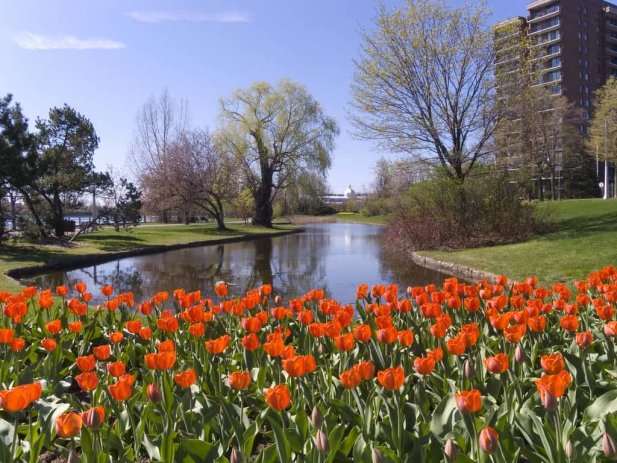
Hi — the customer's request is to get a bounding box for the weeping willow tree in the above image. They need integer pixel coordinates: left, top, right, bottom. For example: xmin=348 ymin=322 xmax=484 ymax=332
xmin=217 ymin=80 xmax=339 ymax=227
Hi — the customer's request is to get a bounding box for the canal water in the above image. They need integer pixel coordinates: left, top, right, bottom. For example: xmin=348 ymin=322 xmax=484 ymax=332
xmin=21 ymin=223 xmax=449 ymax=305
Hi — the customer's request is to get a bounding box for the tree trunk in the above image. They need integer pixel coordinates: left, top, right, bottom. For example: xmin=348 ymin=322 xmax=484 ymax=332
xmin=19 ymin=189 xmax=48 ymax=238
xmin=253 ymin=170 xmax=274 ymax=228
xmin=214 ymin=198 xmax=226 ymax=231
xmin=52 ymin=193 xmax=64 ymax=237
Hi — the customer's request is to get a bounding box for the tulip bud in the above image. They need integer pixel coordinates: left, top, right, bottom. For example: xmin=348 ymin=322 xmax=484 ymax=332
xmin=515 ymin=344 xmax=527 ymax=363
xmin=464 ymin=359 xmax=475 ymax=381
xmin=147 ymin=383 xmax=162 ymax=404
xmin=479 ymin=426 xmax=499 ymax=454
xmin=605 ymin=324 xmax=617 ymax=337
xmin=565 ymin=439 xmax=576 ymax=460
xmin=82 ymin=407 xmax=102 ymax=428
xmin=67 ymin=451 xmax=81 ymax=463
xmin=371 ymin=447 xmax=385 ymax=463
xmin=274 ymin=295 xmax=282 ymax=304
xmin=230 ymin=446 xmax=243 ymax=463
xmin=311 ymin=406 xmax=323 ymax=429
xmin=540 ymin=390 xmax=558 ymax=410
xmin=315 ymin=430 xmax=330 ymax=454
xmin=444 ymin=438 xmax=458 ymax=461
xmin=603 ymin=432 xmax=617 ymax=459
xmin=407 ymin=286 xmax=413 ymax=296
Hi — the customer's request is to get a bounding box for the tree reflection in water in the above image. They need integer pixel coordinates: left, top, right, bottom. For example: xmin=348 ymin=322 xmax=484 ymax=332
xmin=22 ymin=224 xmax=448 ymax=305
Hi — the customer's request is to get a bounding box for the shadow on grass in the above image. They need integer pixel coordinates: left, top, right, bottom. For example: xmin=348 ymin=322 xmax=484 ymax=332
xmin=0 ymin=245 xmax=69 ymax=265
xmin=555 ymin=211 xmax=617 ymax=238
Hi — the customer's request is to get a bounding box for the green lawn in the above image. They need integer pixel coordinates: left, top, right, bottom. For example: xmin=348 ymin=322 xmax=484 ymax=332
xmin=423 ymin=198 xmax=617 ymax=285
xmin=0 ymin=223 xmax=295 ymax=293
xmin=334 ymin=213 xmax=389 ymax=225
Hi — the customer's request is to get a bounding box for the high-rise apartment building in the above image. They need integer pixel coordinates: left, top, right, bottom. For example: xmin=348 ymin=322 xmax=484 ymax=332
xmin=494 ymin=0 xmax=617 ymax=198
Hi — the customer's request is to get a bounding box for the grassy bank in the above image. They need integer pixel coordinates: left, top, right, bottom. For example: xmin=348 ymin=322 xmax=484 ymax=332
xmin=334 ymin=213 xmax=388 ymax=225
xmin=423 ymin=198 xmax=617 ymax=285
xmin=0 ymin=223 xmax=296 ymax=292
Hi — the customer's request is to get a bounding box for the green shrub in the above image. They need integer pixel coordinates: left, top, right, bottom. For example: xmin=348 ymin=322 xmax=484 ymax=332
xmin=387 ymin=167 xmax=552 ymax=251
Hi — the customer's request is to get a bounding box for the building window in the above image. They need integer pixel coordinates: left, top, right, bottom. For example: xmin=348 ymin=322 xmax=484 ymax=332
xmin=551 ymin=84 xmax=562 ymax=95
xmin=546 ymin=57 xmax=561 ymax=68
xmin=546 ymin=43 xmax=561 ymax=55
xmin=609 ymin=19 xmax=617 ymax=27
xmin=542 ymin=70 xmax=562 ymax=83
xmin=536 ymin=30 xmax=560 ymax=44
xmin=530 ymin=17 xmax=559 ymax=33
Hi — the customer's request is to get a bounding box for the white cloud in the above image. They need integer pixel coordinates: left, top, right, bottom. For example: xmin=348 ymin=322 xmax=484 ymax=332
xmin=124 ymin=10 xmax=251 ymax=24
xmin=13 ymin=32 xmax=126 ymax=50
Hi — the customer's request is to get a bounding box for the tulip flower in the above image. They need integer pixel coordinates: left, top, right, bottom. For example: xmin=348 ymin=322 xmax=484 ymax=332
xmin=264 ymin=384 xmax=291 ymax=410
xmin=479 ymin=426 xmax=499 ymax=454
xmin=56 ymin=412 xmax=83 ymax=438
xmin=455 ymin=389 xmax=482 ymax=414
xmin=228 ymin=371 xmax=252 ymax=390
xmin=377 ymin=365 xmax=405 ymax=391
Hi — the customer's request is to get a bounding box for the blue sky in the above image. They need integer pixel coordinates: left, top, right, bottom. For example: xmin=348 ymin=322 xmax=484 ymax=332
xmin=1 ymin=0 xmax=522 ymax=194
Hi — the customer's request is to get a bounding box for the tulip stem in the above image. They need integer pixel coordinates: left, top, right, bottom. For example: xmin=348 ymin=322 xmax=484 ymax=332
xmin=10 ymin=415 xmax=18 ymax=463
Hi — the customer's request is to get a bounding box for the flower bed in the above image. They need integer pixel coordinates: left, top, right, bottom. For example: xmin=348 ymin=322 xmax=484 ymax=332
xmin=1 ymin=267 xmax=617 ymax=462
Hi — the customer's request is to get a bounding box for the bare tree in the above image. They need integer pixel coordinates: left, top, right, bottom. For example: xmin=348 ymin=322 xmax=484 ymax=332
xmin=351 ymin=0 xmax=498 ymax=181
xmin=129 ymin=90 xmax=189 ymax=222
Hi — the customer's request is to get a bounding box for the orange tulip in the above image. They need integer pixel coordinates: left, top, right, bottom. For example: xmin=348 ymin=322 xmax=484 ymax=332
xmin=455 ymin=389 xmax=482 ymax=414
xmin=460 ymin=323 xmax=480 ymax=347
xmin=101 ymin=285 xmax=113 ymax=297
xmin=242 ymin=333 xmax=260 ymax=351
xmin=157 ymin=317 xmax=179 ymax=333
xmin=108 ymin=375 xmax=133 ymax=401
xmin=340 ymin=369 xmax=361 ymax=389
xmin=484 ymin=353 xmax=509 ymax=374
xmin=427 ymin=347 xmax=443 ymax=362
xmin=397 ymin=329 xmax=414 ymax=347
xmin=0 ymin=328 xmax=14 ymax=344
xmin=93 ymin=345 xmax=111 ymax=360
xmin=10 ymin=338 xmax=25 ymax=352
xmin=264 ymin=384 xmax=291 ymax=410
xmin=109 ymin=331 xmax=124 ymax=344
xmin=74 ymin=282 xmax=87 ymax=294
xmin=414 ymin=356 xmax=436 ymax=375
xmin=68 ymin=321 xmax=83 ymax=333
xmin=353 ymin=324 xmax=372 ymax=342
xmin=446 ymin=335 xmax=467 ymax=356
xmin=0 ymin=383 xmax=41 ymax=411
xmin=41 ymin=338 xmax=57 ymax=351
xmin=45 ymin=319 xmax=62 ymax=334
xmin=56 ymin=412 xmax=83 ymax=438
xmin=75 ymin=372 xmax=99 ymax=392
xmin=81 ymin=406 xmax=105 ymax=428
xmin=576 ymin=331 xmax=593 ymax=348
xmin=228 ymin=371 xmax=252 ymax=390
xmin=376 ymin=327 xmax=398 ymax=344
xmin=263 ymin=338 xmax=285 ymax=357
xmin=205 ymin=334 xmax=231 ymax=355
xmin=214 ymin=281 xmax=228 ymax=297
xmin=377 ymin=366 xmax=405 ymax=390
xmin=355 ymin=360 xmax=375 ymax=380
xmin=144 ymin=351 xmax=176 ymax=370
xmin=174 ymin=368 xmax=196 ymax=388
xmin=157 ymin=339 xmax=175 ymax=353
xmin=334 ymin=333 xmax=355 ymax=352
xmin=560 ymin=315 xmax=579 ymax=332
xmin=540 ymin=353 xmax=565 ymax=374
xmin=430 ymin=321 xmax=447 ymax=339
xmin=106 ymin=361 xmax=126 ymax=377
xmin=22 ymin=286 xmax=37 ymax=298
xmin=56 ymin=285 xmax=68 ymax=296
xmin=76 ymin=355 xmax=96 ymax=372
xmin=188 ymin=322 xmax=205 ymax=337
xmin=503 ymin=324 xmax=526 ymax=343
xmin=535 ymin=371 xmax=572 ymax=409
xmin=241 ymin=317 xmax=262 ymax=333
xmin=125 ymin=320 xmax=142 ymax=334
xmin=140 ymin=327 xmax=152 ymax=340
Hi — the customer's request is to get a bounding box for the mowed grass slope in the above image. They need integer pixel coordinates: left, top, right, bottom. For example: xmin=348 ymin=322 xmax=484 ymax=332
xmin=0 ymin=223 xmax=295 ymax=292
xmin=423 ymin=199 xmax=617 ymax=285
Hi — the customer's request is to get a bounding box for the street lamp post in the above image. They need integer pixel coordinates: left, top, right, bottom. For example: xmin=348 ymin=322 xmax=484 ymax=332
xmin=604 ymin=120 xmax=610 ymax=200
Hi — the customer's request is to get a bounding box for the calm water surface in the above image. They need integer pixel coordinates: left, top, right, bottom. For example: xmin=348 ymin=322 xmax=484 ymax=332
xmin=22 ymin=224 xmax=448 ymax=304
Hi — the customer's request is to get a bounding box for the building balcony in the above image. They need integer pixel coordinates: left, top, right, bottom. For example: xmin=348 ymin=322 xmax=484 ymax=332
xmin=608 ymin=46 xmax=617 ymax=56
xmin=528 ymin=21 xmax=560 ymax=36
xmin=528 ymin=7 xmax=560 ymax=23
xmin=527 ymin=0 xmax=559 ymax=12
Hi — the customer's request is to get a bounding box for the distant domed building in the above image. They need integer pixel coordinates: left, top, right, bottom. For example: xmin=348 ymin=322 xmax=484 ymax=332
xmin=343 ymin=185 xmax=356 ymax=199
xmin=322 ymin=185 xmax=365 ymax=205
